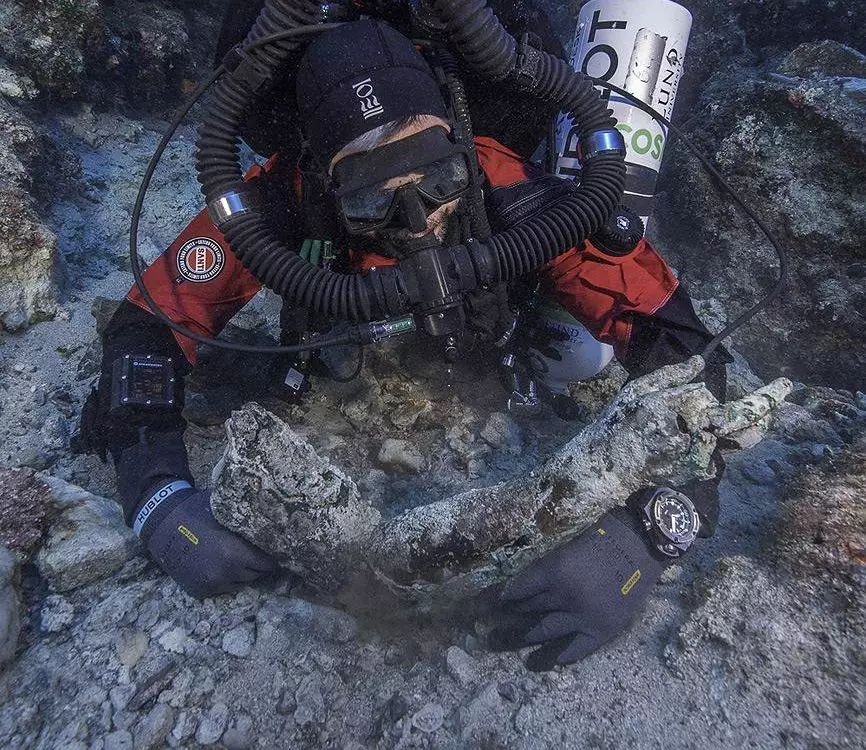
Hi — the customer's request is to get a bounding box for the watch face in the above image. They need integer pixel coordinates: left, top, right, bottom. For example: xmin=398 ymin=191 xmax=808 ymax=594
xmin=652 ymin=493 xmax=696 ymax=542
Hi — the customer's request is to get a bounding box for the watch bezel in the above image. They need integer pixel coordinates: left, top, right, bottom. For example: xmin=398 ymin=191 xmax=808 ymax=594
xmin=640 ymin=488 xmax=700 ymax=558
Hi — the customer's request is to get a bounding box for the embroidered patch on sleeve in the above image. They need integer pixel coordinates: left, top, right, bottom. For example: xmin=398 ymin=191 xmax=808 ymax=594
xmin=176 ymin=237 xmax=225 ymax=283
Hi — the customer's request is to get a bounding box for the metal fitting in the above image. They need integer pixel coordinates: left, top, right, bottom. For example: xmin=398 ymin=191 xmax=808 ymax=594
xmin=578 ymin=129 xmax=627 ymax=162
xmin=207 ymin=191 xmax=254 ymax=228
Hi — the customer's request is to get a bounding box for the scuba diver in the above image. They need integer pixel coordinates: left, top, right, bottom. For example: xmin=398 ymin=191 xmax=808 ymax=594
xmin=74 ymin=1 xmax=731 ymax=671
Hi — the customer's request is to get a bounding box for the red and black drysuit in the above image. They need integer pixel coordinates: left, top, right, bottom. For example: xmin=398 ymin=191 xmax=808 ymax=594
xmin=84 ymin=136 xmax=726 ymax=530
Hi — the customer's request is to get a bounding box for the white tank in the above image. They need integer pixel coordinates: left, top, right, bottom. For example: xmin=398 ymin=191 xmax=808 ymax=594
xmin=554 ymin=0 xmax=693 ymax=224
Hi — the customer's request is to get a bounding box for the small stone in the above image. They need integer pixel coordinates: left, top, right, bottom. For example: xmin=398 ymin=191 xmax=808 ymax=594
xmin=170 ymin=710 xmax=198 ymax=744
xmin=222 ymin=714 xmax=254 ymax=750
xmin=102 ymin=730 xmax=133 ymax=750
xmin=293 ymin=675 xmax=326 ymax=727
xmin=135 ymin=600 xmax=160 ymax=630
xmin=158 ymin=627 xmax=188 ymax=654
xmin=459 ymin=682 xmax=505 ymax=742
xmin=479 ymin=412 xmax=521 ymax=453
xmin=115 ymin=630 xmax=149 ymax=669
xmin=133 ymin=704 xmax=174 ymax=750
xmin=221 ymin=624 xmax=254 ymax=657
xmin=196 ymin=703 xmax=229 ymax=746
xmin=497 ymin=681 xmax=519 ymax=703
xmin=377 ymin=438 xmax=427 ymax=474
xmin=40 ymin=594 xmax=74 ymax=632
xmin=411 ymin=702 xmax=444 ymax=733
xmin=855 ymin=391 xmax=866 ymax=411
xmin=740 ymin=462 xmax=777 ymax=486
xmin=446 ymin=646 xmax=478 ymax=687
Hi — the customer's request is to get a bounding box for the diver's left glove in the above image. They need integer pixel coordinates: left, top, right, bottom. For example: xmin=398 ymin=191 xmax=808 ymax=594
xmin=487 ymin=505 xmax=671 ymax=671
xmin=132 ymin=483 xmax=278 ymax=600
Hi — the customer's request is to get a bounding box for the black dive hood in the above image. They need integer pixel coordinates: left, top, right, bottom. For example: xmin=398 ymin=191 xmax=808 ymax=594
xmin=194 ymin=0 xmax=627 ymax=339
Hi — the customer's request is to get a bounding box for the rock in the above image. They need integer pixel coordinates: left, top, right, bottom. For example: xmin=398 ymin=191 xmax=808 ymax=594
xmin=0 ymin=546 xmax=20 ymax=667
xmin=170 ymin=710 xmax=199 ymax=745
xmin=445 ymin=646 xmax=479 ymax=688
xmin=133 ymin=704 xmax=174 ymax=750
xmin=377 ymin=438 xmax=427 ymax=474
xmin=40 ymin=594 xmax=75 ymax=633
xmin=778 ymin=41 xmax=866 ymax=79
xmin=102 ymin=730 xmax=133 ymax=750
xmin=114 ymin=629 xmax=149 ymax=669
xmin=158 ymin=627 xmax=188 ymax=655
xmin=655 ymin=46 xmax=866 ymax=390
xmin=479 ymin=412 xmax=521 ymax=453
xmin=0 ymin=469 xmax=54 ymax=558
xmin=0 ymin=67 xmax=38 ymax=99
xmin=221 ymin=624 xmax=255 ymax=658
xmin=195 ymin=702 xmax=229 ymax=746
xmin=211 ymin=402 xmax=381 ymax=589
xmin=0 ymin=98 xmax=63 ymax=331
xmin=35 ymin=478 xmax=140 ymax=592
xmin=293 ymin=675 xmax=326 ymax=727
xmin=222 ymin=714 xmax=254 ymax=750
xmin=256 ymin=597 xmax=358 ymax=648
xmin=459 ymin=682 xmax=509 ymax=744
xmin=410 ymin=702 xmax=444 ymax=734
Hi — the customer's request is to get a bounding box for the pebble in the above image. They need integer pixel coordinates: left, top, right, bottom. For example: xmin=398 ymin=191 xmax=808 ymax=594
xmin=410 ymin=702 xmax=444 ymax=733
xmin=221 ymin=623 xmax=255 ymax=658
xmin=170 ymin=710 xmax=199 ymax=744
xmin=40 ymin=594 xmax=74 ymax=633
xmin=446 ymin=645 xmax=479 ymax=687
xmin=133 ymin=704 xmax=174 ymax=750
xmin=158 ymin=627 xmax=188 ymax=654
xmin=377 ymin=438 xmax=427 ymax=474
xmin=114 ymin=629 xmax=148 ymax=669
xmin=135 ymin=600 xmax=161 ymax=630
xmin=222 ymin=714 xmax=254 ymax=750
xmin=294 ymin=675 xmax=326 ymax=727
xmin=855 ymin=391 xmax=866 ymax=411
xmin=195 ymin=702 xmax=229 ymax=746
xmin=102 ymin=730 xmax=133 ymax=750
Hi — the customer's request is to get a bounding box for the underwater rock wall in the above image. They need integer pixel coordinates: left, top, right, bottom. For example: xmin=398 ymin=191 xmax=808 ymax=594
xmin=654 ymin=41 xmax=866 ymax=390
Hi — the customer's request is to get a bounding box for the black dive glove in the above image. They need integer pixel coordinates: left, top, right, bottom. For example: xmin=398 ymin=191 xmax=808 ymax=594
xmin=133 ymin=482 xmax=278 ymax=600
xmin=488 ymin=506 xmax=669 ymax=671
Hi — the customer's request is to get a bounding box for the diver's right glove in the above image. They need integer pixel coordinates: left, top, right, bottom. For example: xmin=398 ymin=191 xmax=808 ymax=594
xmin=133 ymin=482 xmax=278 ymax=600
xmin=488 ymin=503 xmax=677 ymax=670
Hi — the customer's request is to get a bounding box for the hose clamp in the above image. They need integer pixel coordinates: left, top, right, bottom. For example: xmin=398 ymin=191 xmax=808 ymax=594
xmin=207 ymin=191 xmax=254 ymax=228
xmin=578 ymin=129 xmax=627 ymax=162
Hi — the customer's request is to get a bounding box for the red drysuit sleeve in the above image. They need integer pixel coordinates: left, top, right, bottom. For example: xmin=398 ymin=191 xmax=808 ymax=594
xmin=125 ymin=162 xmax=279 ymax=365
xmin=475 ymin=137 xmax=679 ymax=357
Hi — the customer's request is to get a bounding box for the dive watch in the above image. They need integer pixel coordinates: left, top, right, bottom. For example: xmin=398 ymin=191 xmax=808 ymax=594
xmin=628 ymin=487 xmax=700 ymax=558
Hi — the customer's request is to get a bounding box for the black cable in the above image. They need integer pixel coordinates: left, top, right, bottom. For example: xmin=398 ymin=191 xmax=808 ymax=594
xmin=593 ymin=80 xmax=788 ymax=361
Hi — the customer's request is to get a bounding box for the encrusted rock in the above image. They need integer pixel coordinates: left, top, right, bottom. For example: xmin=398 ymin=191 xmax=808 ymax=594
xmin=0 ymin=546 xmax=20 ymax=667
xmin=212 ymin=361 xmax=791 ymax=596
xmin=35 ymin=477 xmax=140 ymax=592
xmin=210 ymin=402 xmax=381 ymax=589
xmin=0 ymin=469 xmax=54 ymax=558
xmin=656 ymin=44 xmax=866 ymax=390
xmin=40 ymin=594 xmax=74 ymax=633
xmin=0 ymin=100 xmax=63 ymax=331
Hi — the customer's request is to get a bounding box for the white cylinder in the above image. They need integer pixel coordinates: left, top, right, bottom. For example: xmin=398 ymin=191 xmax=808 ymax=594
xmin=555 ymin=0 xmax=692 ymax=223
